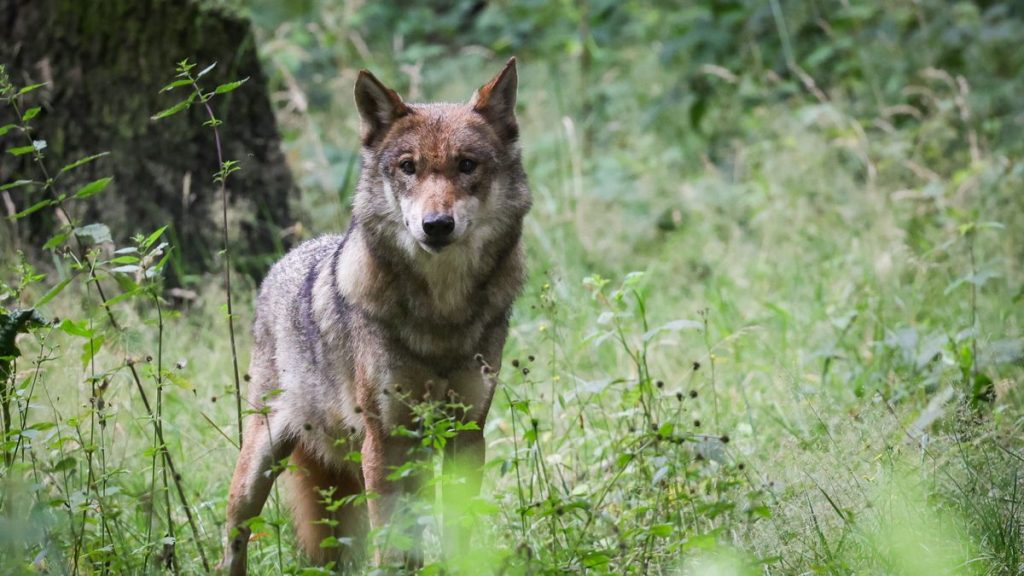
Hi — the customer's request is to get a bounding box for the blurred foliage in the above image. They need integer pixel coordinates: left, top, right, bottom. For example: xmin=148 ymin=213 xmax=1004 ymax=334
xmin=227 ymin=0 xmax=1024 ymax=158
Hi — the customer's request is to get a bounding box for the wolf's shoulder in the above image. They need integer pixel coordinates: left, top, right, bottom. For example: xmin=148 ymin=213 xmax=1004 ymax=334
xmin=258 ymin=235 xmax=344 ymax=298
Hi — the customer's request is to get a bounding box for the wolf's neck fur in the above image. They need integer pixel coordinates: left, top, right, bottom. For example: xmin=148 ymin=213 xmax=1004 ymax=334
xmin=334 ymin=214 xmax=523 ymax=328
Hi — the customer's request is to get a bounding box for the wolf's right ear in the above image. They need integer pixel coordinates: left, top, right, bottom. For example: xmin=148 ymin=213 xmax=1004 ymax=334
xmin=354 ymin=70 xmax=410 ymax=146
xmin=471 ymin=57 xmax=519 ymax=142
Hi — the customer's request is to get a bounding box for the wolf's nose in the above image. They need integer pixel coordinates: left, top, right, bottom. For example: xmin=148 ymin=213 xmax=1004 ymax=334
xmin=422 ymin=213 xmax=455 ymax=239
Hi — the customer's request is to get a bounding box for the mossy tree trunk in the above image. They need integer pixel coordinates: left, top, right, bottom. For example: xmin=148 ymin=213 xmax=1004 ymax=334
xmin=0 ymin=0 xmax=296 ymax=283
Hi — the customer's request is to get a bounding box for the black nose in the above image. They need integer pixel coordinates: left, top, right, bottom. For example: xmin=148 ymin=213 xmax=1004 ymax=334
xmin=422 ymin=213 xmax=455 ymax=239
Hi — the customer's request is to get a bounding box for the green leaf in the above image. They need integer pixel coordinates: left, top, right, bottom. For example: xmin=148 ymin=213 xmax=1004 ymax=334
xmin=165 ymin=371 xmax=195 ymax=392
xmin=10 ymin=198 xmax=53 ymax=220
xmin=102 ymin=286 xmax=140 ymax=309
xmin=151 ymin=95 xmax=194 ymax=120
xmin=140 ymin=225 xmax=168 ymax=250
xmin=159 ymin=78 xmax=192 ymax=93
xmin=214 ymin=78 xmax=248 ymax=94
xmin=151 ymin=248 xmax=174 ymax=277
xmin=75 ymin=223 xmax=112 ymax=245
xmin=0 ymin=179 xmax=37 ymax=192
xmin=73 ymin=177 xmax=113 ymax=200
xmin=582 ymin=553 xmax=610 ymax=568
xmin=16 ymin=83 xmax=47 ymax=96
xmin=21 ymin=106 xmax=41 ymax=121
xmin=59 ymin=152 xmax=110 ymax=174
xmin=42 ymin=232 xmax=68 ymax=250
xmin=81 ymin=335 xmax=105 ymax=368
xmin=59 ymin=319 xmax=94 ymax=338
xmin=0 ymin=123 xmax=18 ymax=136
xmin=52 ymin=456 xmax=76 ymax=473
xmin=649 ymin=523 xmax=674 ymax=537
xmin=196 ymin=62 xmax=217 ymax=79
xmin=7 ymin=145 xmax=35 ymax=157
xmin=35 ymin=278 xmax=72 ymax=308
xmin=683 ymin=529 xmax=721 ymax=551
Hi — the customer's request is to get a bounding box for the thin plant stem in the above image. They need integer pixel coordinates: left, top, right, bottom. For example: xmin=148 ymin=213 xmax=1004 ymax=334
xmin=128 ymin=359 xmax=211 ymax=572
xmin=186 ymin=73 xmax=244 ymax=449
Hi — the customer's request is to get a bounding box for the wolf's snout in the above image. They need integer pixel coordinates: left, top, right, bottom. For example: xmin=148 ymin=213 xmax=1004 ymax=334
xmin=422 ymin=213 xmax=455 ymax=240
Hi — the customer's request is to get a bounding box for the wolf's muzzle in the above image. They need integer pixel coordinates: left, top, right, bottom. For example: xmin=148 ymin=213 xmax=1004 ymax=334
xmin=422 ymin=213 xmax=455 ymax=245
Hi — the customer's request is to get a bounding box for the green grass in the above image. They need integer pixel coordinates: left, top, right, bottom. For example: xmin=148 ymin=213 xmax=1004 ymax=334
xmin=3 ymin=4 xmax=1024 ymax=574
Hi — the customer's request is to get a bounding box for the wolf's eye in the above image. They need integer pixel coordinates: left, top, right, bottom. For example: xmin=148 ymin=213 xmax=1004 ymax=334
xmin=398 ymin=160 xmax=416 ymax=175
xmin=458 ymin=159 xmax=478 ymax=174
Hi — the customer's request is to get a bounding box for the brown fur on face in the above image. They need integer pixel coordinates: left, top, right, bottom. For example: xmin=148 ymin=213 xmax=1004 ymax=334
xmin=355 ymin=59 xmax=521 ymax=255
xmin=379 ymin=107 xmax=501 ymax=201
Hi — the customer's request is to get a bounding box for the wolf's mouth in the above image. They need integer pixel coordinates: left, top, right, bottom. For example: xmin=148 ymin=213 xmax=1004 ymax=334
xmin=420 ymin=238 xmax=452 ymax=254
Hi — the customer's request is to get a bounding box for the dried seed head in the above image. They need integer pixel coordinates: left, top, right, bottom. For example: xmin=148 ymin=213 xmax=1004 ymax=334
xmin=511 ymin=359 xmax=520 ymax=368
xmin=474 ymin=353 xmax=485 ymax=364
xmin=693 ymin=419 xmax=701 ymax=427
xmin=211 ymin=396 xmax=217 ymax=403
xmin=521 ymin=367 xmax=530 ymax=376
xmin=528 ymin=355 xmax=535 ymax=362
xmin=303 ymin=423 xmax=312 ymax=431
xmin=655 ymin=380 xmax=664 ymax=389
xmin=243 ymin=373 xmax=251 ymax=382
xmin=689 ymin=390 xmax=698 ymax=399
xmin=720 ymin=434 xmax=730 ymax=444
xmin=145 ymin=355 xmax=153 ymax=362
xmin=737 ymin=463 xmax=746 ymax=471
xmin=675 ymin=392 xmax=684 ymax=401
xmin=692 ymin=361 xmax=701 ymax=371
xmin=354 ymin=406 xmax=363 ymax=414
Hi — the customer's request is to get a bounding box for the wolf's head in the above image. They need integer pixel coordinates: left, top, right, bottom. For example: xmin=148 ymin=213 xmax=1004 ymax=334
xmin=352 ymin=59 xmax=530 ymax=258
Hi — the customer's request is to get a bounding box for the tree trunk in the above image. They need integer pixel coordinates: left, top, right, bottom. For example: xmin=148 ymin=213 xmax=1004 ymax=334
xmin=0 ymin=0 xmax=296 ymax=283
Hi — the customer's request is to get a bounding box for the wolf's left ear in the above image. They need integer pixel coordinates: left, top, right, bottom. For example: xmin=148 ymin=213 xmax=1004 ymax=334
xmin=470 ymin=57 xmax=519 ymax=142
xmin=355 ymin=70 xmax=411 ymax=146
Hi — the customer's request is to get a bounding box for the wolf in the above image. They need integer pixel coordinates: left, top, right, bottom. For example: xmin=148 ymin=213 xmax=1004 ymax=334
xmin=216 ymin=58 xmax=531 ymax=574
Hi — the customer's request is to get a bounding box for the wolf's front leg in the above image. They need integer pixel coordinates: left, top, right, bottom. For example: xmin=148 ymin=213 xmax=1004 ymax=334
xmin=441 ymin=360 xmax=497 ymax=559
xmin=442 ymin=424 xmax=485 ymax=557
xmin=217 ymin=414 xmax=296 ymax=576
xmin=360 ymin=418 xmax=424 ymax=568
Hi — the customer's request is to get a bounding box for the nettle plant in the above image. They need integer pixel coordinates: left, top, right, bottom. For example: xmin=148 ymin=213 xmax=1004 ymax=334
xmin=478 ymin=272 xmax=769 ymax=572
xmin=0 ymin=59 xmax=245 ymax=573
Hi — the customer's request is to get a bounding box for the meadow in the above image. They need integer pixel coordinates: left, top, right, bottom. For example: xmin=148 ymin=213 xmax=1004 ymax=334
xmin=1 ymin=1 xmax=1022 ymax=574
